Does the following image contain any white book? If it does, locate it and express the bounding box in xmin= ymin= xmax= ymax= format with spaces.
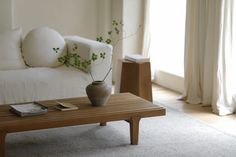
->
xmin=55 ymin=102 xmax=79 ymax=111
xmin=10 ymin=102 xmax=48 ymax=117
xmin=124 ymin=54 xmax=150 ymax=63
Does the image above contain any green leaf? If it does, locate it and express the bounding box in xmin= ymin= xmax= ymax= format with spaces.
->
xmin=115 ymin=27 xmax=119 ymax=34
xmin=74 ymin=57 xmax=80 ymax=66
xmin=87 ymin=60 xmax=91 ymax=65
xmin=65 ymin=61 xmax=69 ymax=67
xmin=112 ymin=20 xmax=116 ymax=26
xmin=105 ymin=39 xmax=111 ymax=44
xmin=112 ymin=20 xmax=119 ymax=26
xmin=68 ymin=53 xmax=73 ymax=57
xmin=92 ymin=53 xmax=98 ymax=61
xmin=96 ymin=36 xmax=103 ymax=42
xmin=58 ymin=57 xmax=64 ymax=63
xmin=81 ymin=61 xmax=87 ymax=69
xmin=100 ymin=52 xmax=106 ymax=59
xmin=72 ymin=44 xmax=78 ymax=51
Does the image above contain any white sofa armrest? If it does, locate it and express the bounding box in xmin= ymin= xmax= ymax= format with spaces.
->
xmin=64 ymin=36 xmax=113 ymax=86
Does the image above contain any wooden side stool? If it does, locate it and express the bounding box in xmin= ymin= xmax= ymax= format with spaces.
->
xmin=120 ymin=59 xmax=153 ymax=102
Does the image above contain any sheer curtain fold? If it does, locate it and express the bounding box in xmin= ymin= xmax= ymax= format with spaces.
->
xmin=183 ymin=0 xmax=208 ymax=104
xmin=142 ymin=0 xmax=151 ymax=57
xmin=212 ymin=0 xmax=236 ymax=115
xmin=184 ymin=0 xmax=236 ymax=115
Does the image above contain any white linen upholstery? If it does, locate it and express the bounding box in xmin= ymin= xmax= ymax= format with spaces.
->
xmin=65 ymin=36 xmax=113 ymax=81
xmin=65 ymin=37 xmax=91 ymax=72
xmin=0 ymin=28 xmax=26 ymax=70
xmin=0 ymin=36 xmax=112 ymax=105
xmin=0 ymin=66 xmax=90 ymax=104
xmin=22 ymin=27 xmax=67 ymax=67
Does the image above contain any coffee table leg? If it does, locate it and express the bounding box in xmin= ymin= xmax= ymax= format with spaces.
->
xmin=0 ymin=132 xmax=6 ymax=157
xmin=129 ymin=116 xmax=141 ymax=145
xmin=100 ymin=122 xmax=107 ymax=126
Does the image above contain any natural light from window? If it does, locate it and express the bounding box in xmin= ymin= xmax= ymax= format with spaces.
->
xmin=149 ymin=0 xmax=186 ymax=77
xmin=232 ymin=2 xmax=236 ymax=96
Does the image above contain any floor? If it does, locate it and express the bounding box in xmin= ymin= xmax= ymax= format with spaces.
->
xmin=152 ymin=84 xmax=236 ymax=136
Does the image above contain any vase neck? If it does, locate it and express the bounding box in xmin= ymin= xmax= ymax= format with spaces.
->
xmin=92 ymin=81 xmax=104 ymax=85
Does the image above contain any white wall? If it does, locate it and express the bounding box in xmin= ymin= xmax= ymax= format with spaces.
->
xmin=12 ymin=0 xmax=99 ymax=38
xmin=122 ymin=0 xmax=144 ymax=56
xmin=0 ymin=0 xmax=12 ymax=32
xmin=97 ymin=0 xmax=112 ymax=37
xmin=1 ymin=0 xmax=145 ymax=54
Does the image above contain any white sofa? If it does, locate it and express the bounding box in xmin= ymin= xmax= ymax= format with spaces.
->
xmin=0 ymin=28 xmax=112 ymax=105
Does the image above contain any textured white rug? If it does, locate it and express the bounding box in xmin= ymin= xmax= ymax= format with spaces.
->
xmin=6 ymin=106 xmax=236 ymax=157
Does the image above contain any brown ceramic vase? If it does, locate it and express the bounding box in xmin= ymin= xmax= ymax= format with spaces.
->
xmin=86 ymin=81 xmax=112 ymax=106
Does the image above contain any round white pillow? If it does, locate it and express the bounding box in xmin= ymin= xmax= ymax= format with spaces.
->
xmin=22 ymin=27 xmax=67 ymax=67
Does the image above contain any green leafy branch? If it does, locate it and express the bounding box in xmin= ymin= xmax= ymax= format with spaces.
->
xmin=96 ymin=19 xmax=141 ymax=81
xmin=96 ymin=20 xmax=124 ymax=45
xmin=53 ymin=45 xmax=106 ymax=81
xmin=53 ymin=20 xmax=140 ymax=82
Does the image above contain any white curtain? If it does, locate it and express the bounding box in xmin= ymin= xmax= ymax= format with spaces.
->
xmin=142 ymin=0 xmax=151 ymax=57
xmin=183 ymin=0 xmax=236 ymax=115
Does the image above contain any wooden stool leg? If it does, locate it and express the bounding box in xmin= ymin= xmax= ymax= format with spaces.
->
xmin=0 ymin=132 xmax=6 ymax=157
xmin=100 ymin=122 xmax=107 ymax=126
xmin=129 ymin=116 xmax=141 ymax=145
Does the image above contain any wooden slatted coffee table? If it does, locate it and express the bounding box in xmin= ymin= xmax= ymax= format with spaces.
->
xmin=0 ymin=93 xmax=165 ymax=157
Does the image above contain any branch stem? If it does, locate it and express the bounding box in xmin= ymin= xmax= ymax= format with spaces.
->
xmin=89 ymin=71 xmax=95 ymax=82
xmin=102 ymin=67 xmax=112 ymax=82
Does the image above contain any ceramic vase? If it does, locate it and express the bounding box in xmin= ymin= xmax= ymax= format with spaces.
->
xmin=86 ymin=81 xmax=111 ymax=106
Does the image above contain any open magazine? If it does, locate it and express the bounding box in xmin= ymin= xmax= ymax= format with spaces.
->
xmin=10 ymin=102 xmax=48 ymax=117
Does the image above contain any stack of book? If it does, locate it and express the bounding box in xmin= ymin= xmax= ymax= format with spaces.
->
xmin=55 ymin=101 xmax=79 ymax=111
xmin=124 ymin=54 xmax=150 ymax=63
xmin=10 ymin=102 xmax=48 ymax=117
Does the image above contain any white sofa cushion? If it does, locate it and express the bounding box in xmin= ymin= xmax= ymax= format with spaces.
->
xmin=0 ymin=66 xmax=92 ymax=104
xmin=64 ymin=36 xmax=113 ymax=81
xmin=0 ymin=28 xmax=26 ymax=70
xmin=22 ymin=27 xmax=67 ymax=67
